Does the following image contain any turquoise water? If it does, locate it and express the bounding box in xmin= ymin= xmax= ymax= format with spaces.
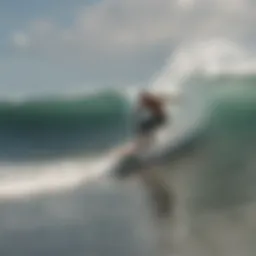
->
xmin=0 ymin=76 xmax=256 ymax=256
xmin=0 ymin=90 xmax=132 ymax=160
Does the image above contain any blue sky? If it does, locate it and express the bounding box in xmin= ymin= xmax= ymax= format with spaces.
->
xmin=0 ymin=0 xmax=255 ymax=98
xmin=0 ymin=0 xmax=96 ymax=37
xmin=0 ymin=0 xmax=172 ymax=97
xmin=0 ymin=0 xmax=103 ymax=97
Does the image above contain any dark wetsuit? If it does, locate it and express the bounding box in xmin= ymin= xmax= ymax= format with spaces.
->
xmin=137 ymin=94 xmax=166 ymax=135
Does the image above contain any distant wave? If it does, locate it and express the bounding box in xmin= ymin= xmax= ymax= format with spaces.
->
xmin=0 ymin=90 xmax=132 ymax=160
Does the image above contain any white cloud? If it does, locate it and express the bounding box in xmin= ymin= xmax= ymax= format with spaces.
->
xmin=8 ymin=0 xmax=256 ymax=86
xmin=12 ymin=0 xmax=178 ymax=56
xmin=178 ymin=0 xmax=194 ymax=9
xmin=12 ymin=32 xmax=30 ymax=49
xmin=11 ymin=0 xmax=256 ymax=54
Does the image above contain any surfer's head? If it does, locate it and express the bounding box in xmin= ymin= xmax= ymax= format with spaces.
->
xmin=139 ymin=90 xmax=155 ymax=103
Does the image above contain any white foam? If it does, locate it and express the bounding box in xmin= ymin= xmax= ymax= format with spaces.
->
xmin=150 ymin=38 xmax=256 ymax=88
xmin=0 ymin=150 xmax=122 ymax=200
xmin=143 ymin=39 xmax=237 ymax=156
xmin=141 ymin=38 xmax=256 ymax=157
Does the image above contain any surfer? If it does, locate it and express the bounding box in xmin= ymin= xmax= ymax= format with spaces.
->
xmin=115 ymin=89 xmax=181 ymax=251
xmin=136 ymin=91 xmax=167 ymax=138
xmin=134 ymin=90 xmax=180 ymax=151
xmin=116 ymin=89 xmax=181 ymax=219
xmin=134 ymin=90 xmax=181 ymax=219
xmin=114 ymin=90 xmax=182 ymax=253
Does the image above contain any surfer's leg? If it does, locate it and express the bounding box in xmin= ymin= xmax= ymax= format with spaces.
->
xmin=151 ymin=182 xmax=173 ymax=219
xmin=139 ymin=167 xmax=176 ymax=254
xmin=139 ymin=167 xmax=174 ymax=220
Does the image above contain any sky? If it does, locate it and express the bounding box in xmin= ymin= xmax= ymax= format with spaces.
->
xmin=0 ymin=0 xmax=255 ymax=97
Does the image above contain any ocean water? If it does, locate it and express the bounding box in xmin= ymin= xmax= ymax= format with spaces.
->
xmin=0 ymin=76 xmax=255 ymax=256
xmin=0 ymin=90 xmax=131 ymax=160
xmin=1 ymin=41 xmax=256 ymax=256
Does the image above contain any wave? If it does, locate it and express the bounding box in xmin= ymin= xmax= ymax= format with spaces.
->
xmin=0 ymin=153 xmax=118 ymax=200
xmin=0 ymin=90 xmax=132 ymax=160
xmin=1 ymin=81 xmax=255 ymax=200
xmin=114 ymin=82 xmax=256 ymax=178
xmin=1 ymin=39 xmax=254 ymax=161
xmin=1 ymin=38 xmax=256 ymax=201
